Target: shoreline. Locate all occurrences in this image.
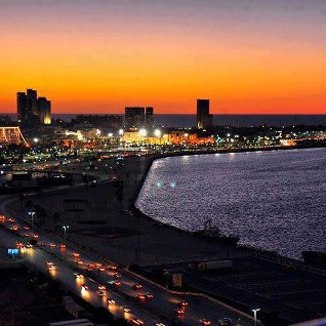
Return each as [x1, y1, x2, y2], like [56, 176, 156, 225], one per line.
[131, 145, 326, 264]
[131, 142, 326, 205]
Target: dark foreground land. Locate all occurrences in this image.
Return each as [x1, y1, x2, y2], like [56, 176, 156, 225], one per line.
[5, 153, 326, 324]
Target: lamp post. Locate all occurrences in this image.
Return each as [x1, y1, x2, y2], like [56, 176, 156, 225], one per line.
[62, 225, 69, 242]
[252, 308, 260, 326]
[28, 211, 36, 231]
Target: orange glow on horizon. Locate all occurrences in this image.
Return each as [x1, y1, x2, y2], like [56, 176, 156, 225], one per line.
[1, 1, 326, 115]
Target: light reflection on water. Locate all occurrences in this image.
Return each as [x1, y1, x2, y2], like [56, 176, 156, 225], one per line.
[136, 148, 326, 259]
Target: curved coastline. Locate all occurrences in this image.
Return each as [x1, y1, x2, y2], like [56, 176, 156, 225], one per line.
[133, 145, 326, 263]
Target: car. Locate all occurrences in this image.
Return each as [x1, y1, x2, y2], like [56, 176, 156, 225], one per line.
[81, 285, 89, 291]
[122, 306, 131, 313]
[145, 292, 153, 300]
[7, 218, 15, 223]
[23, 232, 30, 237]
[217, 318, 233, 326]
[107, 280, 122, 287]
[25, 244, 32, 248]
[133, 283, 143, 290]
[72, 252, 80, 258]
[178, 300, 188, 308]
[23, 225, 30, 230]
[97, 290, 106, 297]
[129, 319, 144, 326]
[74, 272, 84, 279]
[200, 319, 211, 326]
[32, 233, 39, 239]
[49, 243, 56, 248]
[47, 262, 55, 270]
[86, 264, 94, 271]
[114, 272, 121, 279]
[98, 285, 106, 291]
[77, 260, 84, 265]
[154, 323, 165, 326]
[137, 294, 147, 301]
[107, 299, 116, 305]
[16, 242, 24, 249]
[107, 264, 118, 271]
[113, 280, 121, 286]
[99, 266, 106, 272]
[59, 244, 66, 249]
[176, 308, 185, 317]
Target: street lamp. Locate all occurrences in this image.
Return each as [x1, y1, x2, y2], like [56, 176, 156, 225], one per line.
[252, 308, 260, 326]
[62, 225, 69, 242]
[28, 211, 36, 231]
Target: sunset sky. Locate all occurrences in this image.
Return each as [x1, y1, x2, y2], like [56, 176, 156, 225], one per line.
[1, 0, 326, 114]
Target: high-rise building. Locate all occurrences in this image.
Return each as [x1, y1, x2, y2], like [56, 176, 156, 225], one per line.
[37, 97, 52, 125]
[26, 89, 38, 115]
[17, 89, 52, 127]
[145, 107, 154, 127]
[17, 92, 28, 124]
[196, 99, 213, 129]
[124, 107, 145, 129]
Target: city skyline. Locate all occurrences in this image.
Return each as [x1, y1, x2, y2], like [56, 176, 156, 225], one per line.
[1, 0, 326, 115]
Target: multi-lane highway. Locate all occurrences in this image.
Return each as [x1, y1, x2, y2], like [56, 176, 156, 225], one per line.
[0, 166, 257, 325]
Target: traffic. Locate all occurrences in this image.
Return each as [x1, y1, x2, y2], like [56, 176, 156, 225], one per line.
[0, 211, 254, 325]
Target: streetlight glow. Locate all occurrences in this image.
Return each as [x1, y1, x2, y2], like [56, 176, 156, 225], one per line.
[62, 225, 70, 243]
[252, 308, 261, 326]
[154, 129, 161, 138]
[139, 128, 147, 137]
[28, 211, 36, 230]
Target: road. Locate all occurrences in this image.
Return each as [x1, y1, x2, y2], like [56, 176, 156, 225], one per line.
[0, 169, 257, 325]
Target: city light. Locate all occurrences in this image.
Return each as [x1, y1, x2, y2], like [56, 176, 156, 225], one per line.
[154, 129, 161, 138]
[139, 128, 147, 137]
[62, 225, 69, 242]
[252, 308, 260, 326]
[118, 129, 124, 136]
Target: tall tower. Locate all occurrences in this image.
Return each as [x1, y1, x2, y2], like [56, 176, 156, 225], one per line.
[26, 89, 38, 115]
[145, 107, 154, 127]
[124, 107, 145, 129]
[37, 97, 52, 125]
[17, 89, 52, 127]
[196, 99, 213, 129]
[17, 92, 27, 123]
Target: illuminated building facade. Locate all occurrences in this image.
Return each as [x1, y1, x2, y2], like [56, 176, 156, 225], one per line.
[0, 126, 29, 147]
[37, 97, 52, 125]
